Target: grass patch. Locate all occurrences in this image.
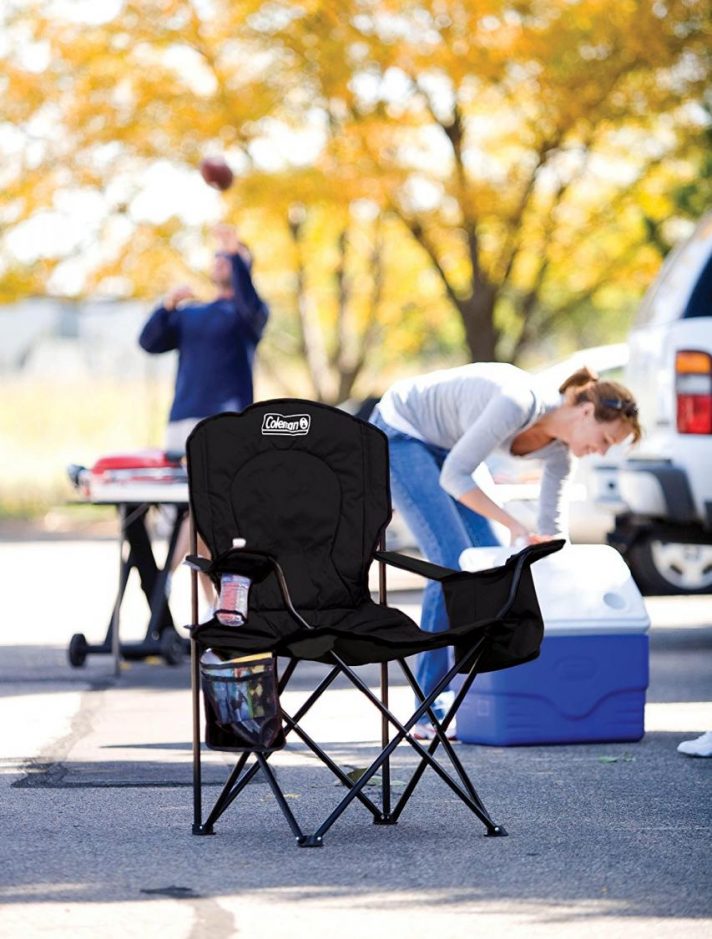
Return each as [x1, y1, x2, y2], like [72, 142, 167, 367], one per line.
[0, 376, 172, 519]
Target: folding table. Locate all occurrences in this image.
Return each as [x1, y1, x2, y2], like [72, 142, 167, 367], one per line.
[67, 451, 190, 673]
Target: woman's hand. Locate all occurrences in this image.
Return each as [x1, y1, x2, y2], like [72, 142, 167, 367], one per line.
[457, 486, 556, 548]
[506, 522, 554, 547]
[506, 520, 533, 547]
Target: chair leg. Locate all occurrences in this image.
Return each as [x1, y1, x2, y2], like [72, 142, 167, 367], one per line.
[393, 657, 506, 834]
[377, 543, 394, 823]
[279, 664, 384, 819]
[191, 639, 203, 833]
[280, 712, 385, 820]
[305, 702, 498, 843]
[378, 661, 394, 822]
[190, 627, 214, 832]
[189, 518, 212, 836]
[304, 650, 504, 843]
[201, 664, 340, 831]
[193, 647, 506, 843]
[196, 659, 385, 836]
[202, 753, 253, 830]
[256, 755, 307, 844]
[204, 753, 309, 843]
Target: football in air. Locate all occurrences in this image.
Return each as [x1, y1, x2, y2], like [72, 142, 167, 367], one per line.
[199, 156, 234, 191]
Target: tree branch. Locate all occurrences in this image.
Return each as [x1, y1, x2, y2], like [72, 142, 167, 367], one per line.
[340, 215, 386, 395]
[329, 228, 350, 371]
[508, 134, 598, 359]
[390, 204, 464, 309]
[494, 138, 559, 286]
[288, 210, 331, 401]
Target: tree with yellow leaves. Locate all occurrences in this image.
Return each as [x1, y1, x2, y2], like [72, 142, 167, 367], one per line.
[1, 0, 708, 396]
[261, 0, 709, 360]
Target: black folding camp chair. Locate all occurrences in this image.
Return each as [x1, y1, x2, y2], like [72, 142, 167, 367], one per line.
[185, 399, 563, 847]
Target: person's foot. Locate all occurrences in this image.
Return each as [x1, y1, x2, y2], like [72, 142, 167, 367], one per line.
[412, 722, 457, 741]
[677, 731, 712, 757]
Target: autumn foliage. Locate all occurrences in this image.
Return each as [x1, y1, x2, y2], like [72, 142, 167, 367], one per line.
[1, 0, 709, 399]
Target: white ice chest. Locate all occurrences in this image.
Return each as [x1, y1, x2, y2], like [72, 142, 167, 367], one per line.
[455, 544, 650, 746]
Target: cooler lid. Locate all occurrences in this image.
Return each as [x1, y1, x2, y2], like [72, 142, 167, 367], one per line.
[459, 543, 650, 636]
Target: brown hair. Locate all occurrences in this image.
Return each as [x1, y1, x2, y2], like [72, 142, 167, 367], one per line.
[559, 367, 642, 443]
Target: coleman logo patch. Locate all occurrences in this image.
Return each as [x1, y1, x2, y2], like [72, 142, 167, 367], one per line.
[261, 413, 311, 436]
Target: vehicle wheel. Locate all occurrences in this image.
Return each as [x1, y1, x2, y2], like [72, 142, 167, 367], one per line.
[160, 629, 185, 666]
[68, 633, 88, 668]
[627, 535, 712, 595]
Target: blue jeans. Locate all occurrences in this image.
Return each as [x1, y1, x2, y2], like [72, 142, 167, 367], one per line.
[370, 409, 500, 722]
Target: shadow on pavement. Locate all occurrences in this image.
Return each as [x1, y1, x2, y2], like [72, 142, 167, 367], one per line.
[2, 617, 710, 923]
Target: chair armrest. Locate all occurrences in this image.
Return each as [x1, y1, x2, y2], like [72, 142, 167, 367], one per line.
[184, 547, 275, 583]
[373, 550, 453, 582]
[186, 547, 314, 632]
[375, 540, 565, 620]
[184, 554, 212, 574]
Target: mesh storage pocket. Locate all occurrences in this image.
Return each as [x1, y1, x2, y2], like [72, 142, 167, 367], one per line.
[201, 652, 285, 751]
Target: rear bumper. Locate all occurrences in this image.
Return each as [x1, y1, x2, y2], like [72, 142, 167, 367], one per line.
[617, 460, 698, 523]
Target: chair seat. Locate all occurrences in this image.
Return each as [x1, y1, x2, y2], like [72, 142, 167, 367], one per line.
[192, 599, 497, 666]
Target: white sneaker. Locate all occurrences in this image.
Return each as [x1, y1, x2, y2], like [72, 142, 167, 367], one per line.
[677, 731, 712, 757]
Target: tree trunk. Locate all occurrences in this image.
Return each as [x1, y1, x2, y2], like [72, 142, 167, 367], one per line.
[456, 282, 499, 362]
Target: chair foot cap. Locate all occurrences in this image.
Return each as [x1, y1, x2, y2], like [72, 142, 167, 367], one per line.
[192, 824, 215, 836]
[373, 815, 398, 826]
[485, 825, 508, 837]
[298, 834, 324, 848]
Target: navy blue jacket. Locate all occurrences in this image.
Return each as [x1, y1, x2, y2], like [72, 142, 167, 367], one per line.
[139, 254, 269, 422]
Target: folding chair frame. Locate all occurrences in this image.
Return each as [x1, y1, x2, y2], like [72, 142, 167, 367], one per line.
[189, 520, 533, 847]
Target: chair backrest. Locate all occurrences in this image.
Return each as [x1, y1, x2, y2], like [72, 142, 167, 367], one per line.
[186, 400, 391, 617]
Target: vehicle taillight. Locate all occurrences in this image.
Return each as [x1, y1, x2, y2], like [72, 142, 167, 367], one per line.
[676, 350, 712, 434]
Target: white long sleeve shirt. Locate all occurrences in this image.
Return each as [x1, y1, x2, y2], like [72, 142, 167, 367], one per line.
[377, 362, 571, 536]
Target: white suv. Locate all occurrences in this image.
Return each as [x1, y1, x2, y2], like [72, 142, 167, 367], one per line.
[609, 213, 712, 594]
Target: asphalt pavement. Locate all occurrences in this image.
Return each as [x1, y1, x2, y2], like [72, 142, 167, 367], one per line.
[0, 535, 710, 938]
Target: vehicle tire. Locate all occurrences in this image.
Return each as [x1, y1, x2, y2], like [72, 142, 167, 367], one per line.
[160, 629, 185, 666]
[68, 633, 89, 668]
[627, 534, 712, 595]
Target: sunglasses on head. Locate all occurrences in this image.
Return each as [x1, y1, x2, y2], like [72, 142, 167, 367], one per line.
[600, 398, 638, 419]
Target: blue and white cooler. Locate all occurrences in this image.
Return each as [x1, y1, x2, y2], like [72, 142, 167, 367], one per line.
[455, 544, 650, 746]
